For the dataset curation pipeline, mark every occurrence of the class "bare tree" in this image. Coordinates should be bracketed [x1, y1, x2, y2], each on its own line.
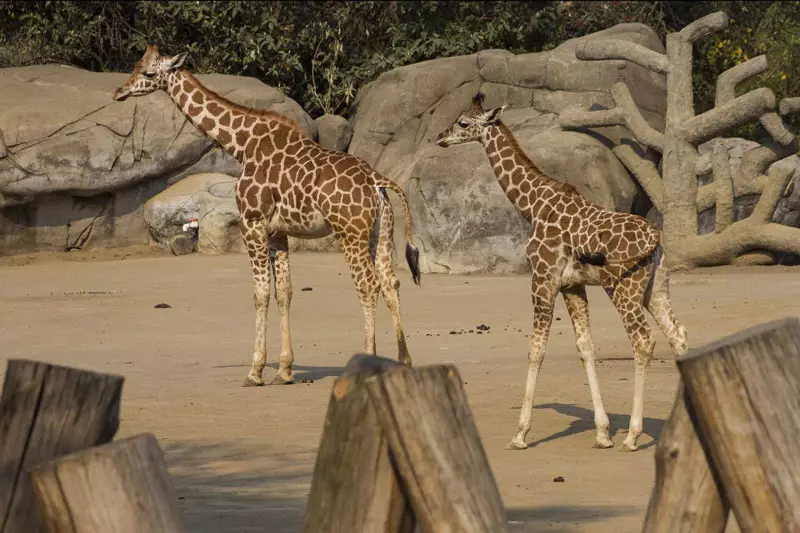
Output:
[560, 11, 800, 269]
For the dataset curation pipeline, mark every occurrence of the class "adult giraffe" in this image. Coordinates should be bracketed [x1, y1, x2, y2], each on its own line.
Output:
[435, 94, 688, 451]
[113, 45, 421, 386]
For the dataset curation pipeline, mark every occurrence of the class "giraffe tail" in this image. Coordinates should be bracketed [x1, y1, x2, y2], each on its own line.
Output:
[373, 178, 421, 287]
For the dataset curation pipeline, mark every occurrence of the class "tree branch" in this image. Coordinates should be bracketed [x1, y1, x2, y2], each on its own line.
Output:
[575, 39, 670, 74]
[612, 144, 665, 212]
[779, 97, 800, 115]
[696, 175, 768, 212]
[679, 12, 729, 43]
[677, 222, 800, 267]
[681, 87, 776, 145]
[560, 82, 665, 152]
[696, 153, 712, 176]
[715, 56, 769, 107]
[712, 141, 734, 232]
[751, 165, 794, 223]
[759, 113, 796, 147]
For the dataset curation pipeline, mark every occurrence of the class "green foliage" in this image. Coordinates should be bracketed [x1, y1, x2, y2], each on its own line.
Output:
[0, 0, 798, 141]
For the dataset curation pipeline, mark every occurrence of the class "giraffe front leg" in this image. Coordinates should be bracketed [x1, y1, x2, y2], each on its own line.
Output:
[270, 235, 295, 385]
[509, 272, 558, 450]
[241, 216, 271, 387]
[562, 286, 613, 449]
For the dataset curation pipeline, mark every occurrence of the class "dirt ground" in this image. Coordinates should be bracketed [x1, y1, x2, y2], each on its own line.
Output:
[2, 246, 798, 532]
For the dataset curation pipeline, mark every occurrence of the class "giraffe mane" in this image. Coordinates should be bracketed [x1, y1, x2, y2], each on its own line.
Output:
[496, 122, 580, 196]
[182, 70, 306, 136]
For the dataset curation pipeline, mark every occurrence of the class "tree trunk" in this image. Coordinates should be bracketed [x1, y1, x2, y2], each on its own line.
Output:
[366, 365, 509, 533]
[303, 354, 415, 533]
[0, 360, 123, 533]
[677, 317, 800, 532]
[30, 433, 185, 533]
[641, 382, 729, 533]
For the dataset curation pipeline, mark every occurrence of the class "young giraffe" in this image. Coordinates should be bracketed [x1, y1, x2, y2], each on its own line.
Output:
[435, 94, 688, 451]
[113, 45, 421, 386]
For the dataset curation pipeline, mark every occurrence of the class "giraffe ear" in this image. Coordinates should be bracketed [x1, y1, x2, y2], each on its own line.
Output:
[166, 52, 189, 71]
[483, 105, 507, 124]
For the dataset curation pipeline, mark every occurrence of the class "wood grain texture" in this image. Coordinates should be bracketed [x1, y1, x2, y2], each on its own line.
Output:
[366, 364, 509, 533]
[30, 433, 184, 533]
[303, 354, 415, 533]
[0, 360, 123, 533]
[677, 317, 800, 533]
[641, 382, 729, 533]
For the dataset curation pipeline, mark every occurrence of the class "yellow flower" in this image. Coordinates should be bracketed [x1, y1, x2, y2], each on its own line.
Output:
[736, 47, 743, 57]
[781, 73, 788, 80]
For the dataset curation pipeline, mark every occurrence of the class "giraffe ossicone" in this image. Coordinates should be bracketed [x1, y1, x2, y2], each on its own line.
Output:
[114, 44, 421, 386]
[435, 93, 688, 451]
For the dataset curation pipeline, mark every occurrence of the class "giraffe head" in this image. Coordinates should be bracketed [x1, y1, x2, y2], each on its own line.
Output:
[113, 44, 188, 102]
[434, 93, 507, 147]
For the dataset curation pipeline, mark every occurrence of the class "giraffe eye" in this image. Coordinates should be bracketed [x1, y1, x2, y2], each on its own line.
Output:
[142, 71, 156, 79]
[457, 120, 470, 128]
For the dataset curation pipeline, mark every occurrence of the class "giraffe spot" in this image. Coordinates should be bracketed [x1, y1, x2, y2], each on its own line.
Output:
[334, 158, 356, 173]
[207, 101, 224, 116]
[220, 112, 231, 127]
[218, 129, 232, 146]
[244, 162, 257, 176]
[352, 186, 362, 203]
[244, 116, 256, 128]
[320, 180, 336, 195]
[191, 91, 203, 104]
[178, 92, 189, 107]
[285, 142, 300, 155]
[235, 130, 249, 147]
[200, 117, 215, 131]
[182, 80, 193, 93]
[232, 116, 244, 129]
[253, 122, 268, 136]
[330, 191, 343, 204]
[273, 128, 289, 146]
[336, 176, 354, 191]
[245, 138, 258, 158]
[170, 84, 181, 97]
[501, 159, 514, 172]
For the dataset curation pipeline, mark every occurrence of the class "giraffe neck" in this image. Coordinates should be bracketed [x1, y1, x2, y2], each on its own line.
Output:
[481, 122, 550, 212]
[165, 69, 298, 164]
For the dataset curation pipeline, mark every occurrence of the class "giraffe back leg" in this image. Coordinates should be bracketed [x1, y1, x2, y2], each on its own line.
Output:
[562, 285, 614, 449]
[241, 215, 272, 387]
[373, 190, 412, 366]
[510, 249, 561, 450]
[644, 248, 689, 357]
[269, 233, 296, 384]
[336, 228, 381, 355]
[605, 263, 656, 451]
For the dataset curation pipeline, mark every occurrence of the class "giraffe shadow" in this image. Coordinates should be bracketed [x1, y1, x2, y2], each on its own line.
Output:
[527, 403, 666, 450]
[212, 363, 345, 382]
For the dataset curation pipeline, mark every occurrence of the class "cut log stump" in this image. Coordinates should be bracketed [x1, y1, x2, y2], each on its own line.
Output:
[0, 360, 123, 533]
[30, 433, 185, 533]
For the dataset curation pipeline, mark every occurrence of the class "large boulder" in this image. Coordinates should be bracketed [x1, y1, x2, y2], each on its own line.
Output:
[348, 23, 665, 274]
[314, 114, 353, 152]
[0, 64, 315, 254]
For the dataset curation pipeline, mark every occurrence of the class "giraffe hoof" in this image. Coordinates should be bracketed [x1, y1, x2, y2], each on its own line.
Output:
[594, 438, 615, 449]
[270, 374, 295, 386]
[507, 438, 529, 450]
[242, 376, 265, 387]
[621, 438, 639, 452]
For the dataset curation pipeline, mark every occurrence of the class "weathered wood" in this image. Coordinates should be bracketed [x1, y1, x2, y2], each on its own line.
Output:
[30, 433, 184, 532]
[303, 354, 415, 533]
[0, 360, 123, 533]
[641, 382, 730, 533]
[677, 317, 800, 533]
[366, 364, 509, 533]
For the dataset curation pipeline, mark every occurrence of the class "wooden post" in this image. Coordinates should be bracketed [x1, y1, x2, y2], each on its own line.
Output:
[677, 317, 800, 533]
[641, 382, 730, 533]
[366, 364, 509, 533]
[30, 433, 185, 532]
[303, 354, 415, 533]
[0, 360, 123, 533]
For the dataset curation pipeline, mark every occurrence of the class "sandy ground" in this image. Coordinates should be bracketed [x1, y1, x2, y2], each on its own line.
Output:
[2, 246, 799, 532]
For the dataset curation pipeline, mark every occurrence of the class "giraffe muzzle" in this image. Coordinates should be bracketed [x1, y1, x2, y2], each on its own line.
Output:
[113, 87, 131, 102]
